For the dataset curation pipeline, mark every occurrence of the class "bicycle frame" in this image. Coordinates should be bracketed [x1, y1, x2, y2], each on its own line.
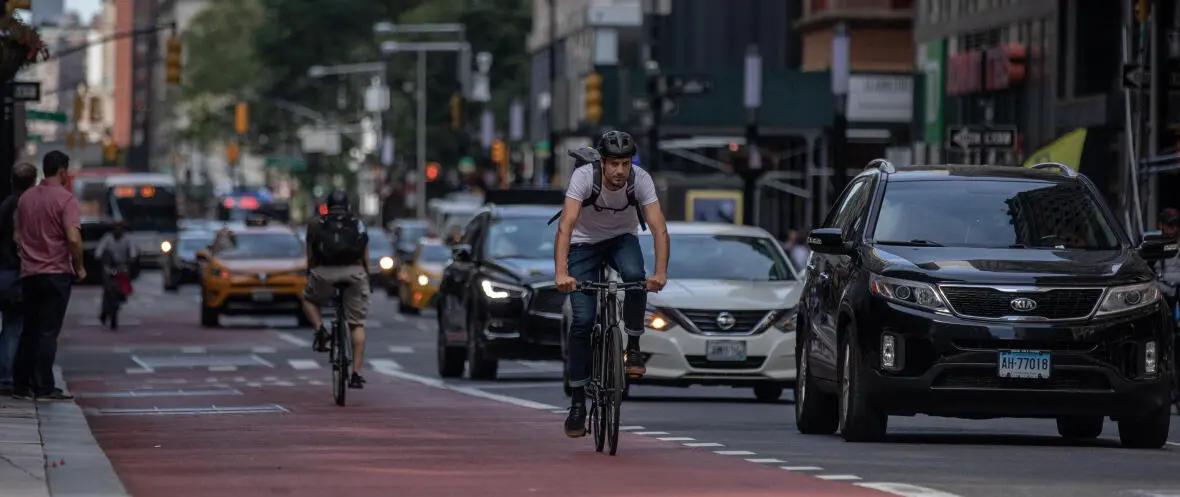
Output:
[330, 290, 352, 407]
[578, 267, 646, 455]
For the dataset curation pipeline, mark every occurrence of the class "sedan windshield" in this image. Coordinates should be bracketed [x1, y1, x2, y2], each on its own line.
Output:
[215, 234, 304, 259]
[367, 229, 393, 256]
[484, 216, 557, 259]
[177, 237, 213, 258]
[872, 180, 1121, 250]
[639, 234, 795, 281]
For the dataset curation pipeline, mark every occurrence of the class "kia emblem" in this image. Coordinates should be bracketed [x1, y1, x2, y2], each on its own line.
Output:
[1009, 297, 1037, 312]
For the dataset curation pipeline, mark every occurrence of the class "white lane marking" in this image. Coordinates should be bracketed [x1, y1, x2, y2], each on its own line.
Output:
[208, 366, 238, 372]
[263, 376, 278, 382]
[618, 426, 644, 431]
[276, 332, 311, 347]
[273, 381, 295, 387]
[391, 314, 406, 323]
[181, 346, 206, 354]
[746, 458, 785, 464]
[288, 359, 322, 370]
[246, 382, 262, 388]
[633, 431, 670, 435]
[125, 367, 152, 374]
[683, 442, 724, 448]
[550, 409, 568, 414]
[818, 475, 862, 481]
[854, 483, 964, 497]
[781, 466, 823, 471]
[657, 437, 695, 441]
[309, 380, 325, 386]
[472, 382, 561, 390]
[369, 359, 403, 370]
[129, 355, 155, 372]
[714, 450, 756, 456]
[371, 363, 560, 410]
[251, 354, 275, 367]
[387, 346, 414, 354]
[253, 346, 277, 354]
[1166, 441, 1180, 447]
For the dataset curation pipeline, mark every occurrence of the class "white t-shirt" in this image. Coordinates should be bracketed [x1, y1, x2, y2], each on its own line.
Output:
[565, 165, 659, 245]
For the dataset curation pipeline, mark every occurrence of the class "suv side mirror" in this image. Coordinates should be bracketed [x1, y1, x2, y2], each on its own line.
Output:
[1139, 230, 1178, 261]
[807, 228, 851, 255]
[451, 243, 473, 262]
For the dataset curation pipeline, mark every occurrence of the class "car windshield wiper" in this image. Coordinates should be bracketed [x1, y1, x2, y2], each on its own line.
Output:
[875, 239, 945, 247]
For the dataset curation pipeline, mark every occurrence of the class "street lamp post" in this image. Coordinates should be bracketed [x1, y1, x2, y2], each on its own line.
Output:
[379, 40, 471, 220]
[830, 22, 851, 198]
[742, 44, 762, 227]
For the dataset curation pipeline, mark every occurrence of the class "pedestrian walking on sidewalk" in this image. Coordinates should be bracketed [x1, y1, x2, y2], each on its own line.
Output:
[0, 163, 38, 396]
[12, 151, 85, 401]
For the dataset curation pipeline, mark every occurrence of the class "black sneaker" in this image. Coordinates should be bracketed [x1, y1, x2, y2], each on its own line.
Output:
[564, 403, 587, 438]
[624, 347, 646, 378]
[312, 326, 330, 352]
[37, 389, 73, 401]
[348, 372, 365, 389]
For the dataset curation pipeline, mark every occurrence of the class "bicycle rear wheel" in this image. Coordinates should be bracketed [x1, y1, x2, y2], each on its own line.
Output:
[332, 316, 348, 406]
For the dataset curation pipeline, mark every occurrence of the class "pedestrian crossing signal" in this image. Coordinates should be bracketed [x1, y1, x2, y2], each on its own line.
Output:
[425, 162, 440, 182]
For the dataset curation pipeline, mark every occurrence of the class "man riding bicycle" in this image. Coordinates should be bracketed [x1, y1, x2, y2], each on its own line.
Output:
[301, 190, 371, 389]
[553, 130, 670, 438]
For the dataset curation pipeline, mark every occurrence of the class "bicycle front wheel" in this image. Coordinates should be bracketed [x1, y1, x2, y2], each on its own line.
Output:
[591, 327, 607, 452]
[332, 319, 348, 406]
[606, 324, 624, 455]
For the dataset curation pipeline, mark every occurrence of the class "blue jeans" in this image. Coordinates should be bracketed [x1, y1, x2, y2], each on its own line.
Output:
[0, 269, 21, 390]
[567, 234, 646, 388]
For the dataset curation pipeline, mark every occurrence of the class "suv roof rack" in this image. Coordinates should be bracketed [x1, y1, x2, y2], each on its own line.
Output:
[865, 158, 896, 173]
[1028, 161, 1078, 178]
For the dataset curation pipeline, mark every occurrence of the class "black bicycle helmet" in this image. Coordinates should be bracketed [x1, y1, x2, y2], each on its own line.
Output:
[325, 190, 350, 210]
[596, 130, 637, 158]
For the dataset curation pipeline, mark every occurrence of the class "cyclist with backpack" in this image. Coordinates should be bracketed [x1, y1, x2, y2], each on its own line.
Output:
[301, 190, 371, 389]
[550, 130, 670, 438]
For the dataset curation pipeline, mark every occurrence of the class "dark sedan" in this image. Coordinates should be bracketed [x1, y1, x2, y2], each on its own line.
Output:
[163, 230, 214, 291]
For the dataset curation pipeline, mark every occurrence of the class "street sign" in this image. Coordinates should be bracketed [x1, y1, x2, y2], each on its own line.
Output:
[265, 156, 306, 172]
[948, 125, 1017, 150]
[7, 82, 39, 102]
[664, 75, 713, 95]
[26, 110, 66, 123]
[1123, 63, 1148, 90]
[631, 97, 677, 115]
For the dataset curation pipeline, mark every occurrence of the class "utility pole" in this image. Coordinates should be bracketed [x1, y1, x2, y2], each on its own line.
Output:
[644, 7, 661, 173]
[830, 22, 851, 196]
[742, 44, 763, 227]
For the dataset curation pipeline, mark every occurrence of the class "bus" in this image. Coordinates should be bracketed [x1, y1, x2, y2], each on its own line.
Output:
[104, 173, 180, 268]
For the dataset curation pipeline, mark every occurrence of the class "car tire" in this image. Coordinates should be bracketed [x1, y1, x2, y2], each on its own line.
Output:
[1117, 402, 1171, 449]
[437, 307, 466, 378]
[753, 384, 784, 402]
[200, 295, 220, 328]
[838, 328, 888, 442]
[795, 328, 838, 435]
[1056, 416, 1103, 439]
[465, 309, 498, 380]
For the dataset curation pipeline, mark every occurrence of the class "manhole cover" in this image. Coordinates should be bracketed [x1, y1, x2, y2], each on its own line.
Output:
[89, 404, 288, 416]
[76, 388, 243, 398]
[132, 354, 273, 370]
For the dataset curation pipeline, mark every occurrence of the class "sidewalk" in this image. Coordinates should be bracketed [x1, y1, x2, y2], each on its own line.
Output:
[0, 367, 128, 497]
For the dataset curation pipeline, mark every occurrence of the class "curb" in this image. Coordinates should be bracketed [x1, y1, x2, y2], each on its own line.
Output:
[39, 366, 129, 497]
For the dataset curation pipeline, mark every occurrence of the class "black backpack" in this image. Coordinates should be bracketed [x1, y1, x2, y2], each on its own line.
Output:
[547, 149, 647, 231]
[316, 213, 367, 265]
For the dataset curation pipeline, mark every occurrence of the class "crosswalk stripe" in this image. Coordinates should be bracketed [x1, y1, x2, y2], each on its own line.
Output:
[288, 359, 321, 370]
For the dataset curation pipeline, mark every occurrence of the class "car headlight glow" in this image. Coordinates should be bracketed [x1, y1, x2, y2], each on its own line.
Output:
[870, 274, 949, 312]
[774, 308, 797, 332]
[644, 306, 669, 331]
[1095, 282, 1160, 316]
[417, 274, 429, 286]
[160, 241, 172, 253]
[480, 279, 524, 299]
[379, 256, 394, 270]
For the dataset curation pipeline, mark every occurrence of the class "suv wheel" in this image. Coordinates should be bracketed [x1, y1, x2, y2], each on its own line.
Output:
[465, 309, 498, 380]
[838, 327, 887, 442]
[1117, 403, 1171, 448]
[795, 329, 838, 434]
[1056, 416, 1103, 439]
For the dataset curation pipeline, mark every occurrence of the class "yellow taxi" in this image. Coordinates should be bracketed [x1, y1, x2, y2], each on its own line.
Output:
[396, 238, 450, 314]
[196, 220, 309, 328]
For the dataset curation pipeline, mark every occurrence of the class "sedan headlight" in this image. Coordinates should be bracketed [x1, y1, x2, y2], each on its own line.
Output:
[480, 279, 525, 300]
[160, 241, 172, 253]
[773, 308, 797, 333]
[379, 257, 394, 270]
[870, 274, 949, 313]
[1095, 282, 1160, 316]
[644, 305, 670, 331]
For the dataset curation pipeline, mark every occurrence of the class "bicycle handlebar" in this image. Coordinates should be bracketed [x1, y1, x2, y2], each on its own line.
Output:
[573, 280, 649, 295]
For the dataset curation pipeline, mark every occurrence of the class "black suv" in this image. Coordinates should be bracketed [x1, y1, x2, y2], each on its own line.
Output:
[795, 160, 1179, 448]
[435, 205, 565, 380]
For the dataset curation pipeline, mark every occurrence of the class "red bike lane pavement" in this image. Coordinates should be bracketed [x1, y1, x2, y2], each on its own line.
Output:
[68, 369, 894, 497]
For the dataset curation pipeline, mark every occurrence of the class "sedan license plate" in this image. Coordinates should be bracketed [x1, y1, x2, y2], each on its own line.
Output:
[252, 290, 274, 303]
[997, 350, 1050, 379]
[706, 340, 747, 362]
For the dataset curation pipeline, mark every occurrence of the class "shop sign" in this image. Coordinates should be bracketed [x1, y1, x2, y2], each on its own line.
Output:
[947, 44, 1027, 96]
[847, 74, 914, 123]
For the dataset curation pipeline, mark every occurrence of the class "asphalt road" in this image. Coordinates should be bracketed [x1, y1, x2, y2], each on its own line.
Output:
[57, 271, 1180, 497]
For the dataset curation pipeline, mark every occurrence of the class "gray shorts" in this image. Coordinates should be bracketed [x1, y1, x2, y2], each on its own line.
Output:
[303, 266, 370, 327]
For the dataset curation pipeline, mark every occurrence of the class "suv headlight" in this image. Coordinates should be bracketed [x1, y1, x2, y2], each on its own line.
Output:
[480, 279, 524, 300]
[1096, 282, 1160, 316]
[870, 274, 949, 313]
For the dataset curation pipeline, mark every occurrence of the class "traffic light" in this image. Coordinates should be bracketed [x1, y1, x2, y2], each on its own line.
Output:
[584, 72, 603, 124]
[6, 0, 30, 14]
[450, 92, 463, 131]
[491, 139, 507, 165]
[89, 96, 102, 123]
[226, 141, 240, 164]
[103, 141, 117, 162]
[165, 37, 182, 84]
[425, 162, 440, 182]
[234, 102, 248, 134]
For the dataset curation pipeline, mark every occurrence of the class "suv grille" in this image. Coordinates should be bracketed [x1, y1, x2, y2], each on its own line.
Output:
[939, 286, 1103, 320]
[676, 309, 772, 334]
[529, 286, 567, 314]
